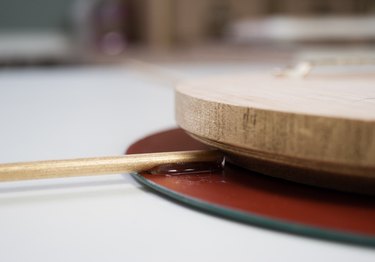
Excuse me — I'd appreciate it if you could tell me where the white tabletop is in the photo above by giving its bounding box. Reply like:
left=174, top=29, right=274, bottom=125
left=0, top=63, right=373, bottom=261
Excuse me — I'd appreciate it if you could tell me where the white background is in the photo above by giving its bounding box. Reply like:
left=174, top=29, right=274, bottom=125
left=0, top=63, right=374, bottom=261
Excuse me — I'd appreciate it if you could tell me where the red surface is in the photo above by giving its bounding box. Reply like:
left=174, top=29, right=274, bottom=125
left=126, top=128, right=375, bottom=236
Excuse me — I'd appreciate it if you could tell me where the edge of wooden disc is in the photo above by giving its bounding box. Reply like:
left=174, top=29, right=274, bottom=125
left=175, top=74, right=375, bottom=194
left=189, top=133, right=375, bottom=195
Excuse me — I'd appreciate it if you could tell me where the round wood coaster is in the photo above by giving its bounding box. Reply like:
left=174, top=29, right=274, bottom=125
left=126, top=129, right=375, bottom=247
left=175, top=73, right=375, bottom=194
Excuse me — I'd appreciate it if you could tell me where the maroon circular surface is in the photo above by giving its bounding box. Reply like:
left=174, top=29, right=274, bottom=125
left=127, top=128, right=375, bottom=237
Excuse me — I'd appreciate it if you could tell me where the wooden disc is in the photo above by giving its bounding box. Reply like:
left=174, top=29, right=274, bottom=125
left=175, top=73, right=375, bottom=194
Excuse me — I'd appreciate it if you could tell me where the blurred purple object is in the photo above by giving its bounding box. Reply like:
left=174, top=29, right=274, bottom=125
left=94, top=0, right=128, bottom=55
left=100, top=31, right=126, bottom=55
left=72, top=0, right=129, bottom=58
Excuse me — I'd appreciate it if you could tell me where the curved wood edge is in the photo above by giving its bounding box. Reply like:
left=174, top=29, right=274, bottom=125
left=175, top=86, right=375, bottom=194
left=175, top=89, right=375, bottom=172
left=189, top=133, right=375, bottom=195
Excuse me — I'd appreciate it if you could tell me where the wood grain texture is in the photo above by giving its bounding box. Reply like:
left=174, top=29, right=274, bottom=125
left=175, top=73, right=375, bottom=194
left=0, top=150, right=221, bottom=182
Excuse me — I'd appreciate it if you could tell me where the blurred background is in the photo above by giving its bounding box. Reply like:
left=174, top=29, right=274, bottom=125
left=0, top=0, right=374, bottom=65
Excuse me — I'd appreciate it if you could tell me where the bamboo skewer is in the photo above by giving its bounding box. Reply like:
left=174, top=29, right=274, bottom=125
left=0, top=61, right=224, bottom=183
left=0, top=150, right=222, bottom=182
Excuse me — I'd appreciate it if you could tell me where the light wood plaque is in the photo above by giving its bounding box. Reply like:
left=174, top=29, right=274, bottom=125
left=175, top=73, right=375, bottom=194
